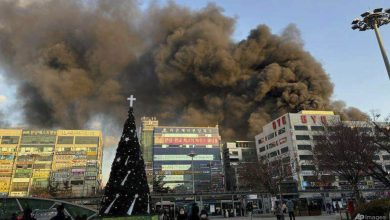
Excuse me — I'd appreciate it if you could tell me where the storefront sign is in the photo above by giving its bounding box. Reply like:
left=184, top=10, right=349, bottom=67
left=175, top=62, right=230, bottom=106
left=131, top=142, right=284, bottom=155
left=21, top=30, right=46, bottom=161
left=154, top=137, right=219, bottom=145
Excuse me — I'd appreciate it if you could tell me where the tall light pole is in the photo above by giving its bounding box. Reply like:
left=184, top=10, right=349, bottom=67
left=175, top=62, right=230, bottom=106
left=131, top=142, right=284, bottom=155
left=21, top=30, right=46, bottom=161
left=351, top=8, right=390, bottom=79
left=188, top=151, right=197, bottom=194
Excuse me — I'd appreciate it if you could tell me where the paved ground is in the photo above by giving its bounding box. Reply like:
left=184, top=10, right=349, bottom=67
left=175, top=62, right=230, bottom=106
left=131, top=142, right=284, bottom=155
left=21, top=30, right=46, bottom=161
left=210, top=214, right=341, bottom=220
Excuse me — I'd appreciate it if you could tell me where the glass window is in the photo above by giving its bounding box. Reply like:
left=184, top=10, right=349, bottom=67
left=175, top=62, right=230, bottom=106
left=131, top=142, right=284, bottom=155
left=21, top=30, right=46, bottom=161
left=267, top=133, right=275, bottom=140
left=382, top=155, right=390, bottom=160
left=299, top=155, right=314, bottom=160
left=75, top=136, right=99, bottom=144
left=57, top=136, right=74, bottom=144
left=312, top=135, right=321, bottom=141
left=311, top=126, right=325, bottom=131
left=297, top=145, right=312, bottom=151
left=301, top=165, right=316, bottom=171
left=385, top=165, right=390, bottom=170
left=294, top=125, right=308, bottom=131
left=269, top=151, right=278, bottom=157
left=296, top=135, right=310, bottom=140
left=280, top=147, right=289, bottom=154
left=373, top=155, right=380, bottom=160
left=259, top=147, right=265, bottom=152
left=278, top=128, right=286, bottom=135
left=1, top=136, right=19, bottom=144
left=21, top=135, right=56, bottom=144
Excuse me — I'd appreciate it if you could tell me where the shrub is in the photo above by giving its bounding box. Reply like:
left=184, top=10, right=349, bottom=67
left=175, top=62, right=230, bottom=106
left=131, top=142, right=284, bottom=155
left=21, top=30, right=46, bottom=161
left=354, top=199, right=390, bottom=219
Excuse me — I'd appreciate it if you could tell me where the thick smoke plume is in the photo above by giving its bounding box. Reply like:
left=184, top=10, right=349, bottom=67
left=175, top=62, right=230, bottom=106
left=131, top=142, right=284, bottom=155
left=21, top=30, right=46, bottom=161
left=0, top=0, right=367, bottom=140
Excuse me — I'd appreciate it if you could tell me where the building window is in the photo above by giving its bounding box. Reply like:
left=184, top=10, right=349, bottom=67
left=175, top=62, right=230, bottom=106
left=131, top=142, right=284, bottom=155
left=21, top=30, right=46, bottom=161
left=385, top=165, right=390, bottom=170
left=297, top=145, right=312, bottom=151
left=299, top=155, right=314, bottom=160
left=57, top=136, right=74, bottom=144
left=312, top=135, right=321, bottom=141
left=382, top=155, right=390, bottom=160
left=267, top=133, right=275, bottom=140
left=373, top=155, right=380, bottom=160
left=311, top=126, right=325, bottom=131
left=280, top=147, right=289, bottom=154
left=294, top=125, right=308, bottom=131
left=75, top=136, right=99, bottom=144
left=296, top=135, right=310, bottom=140
left=259, top=147, right=265, bottom=152
left=301, top=165, right=316, bottom=171
left=278, top=128, right=286, bottom=135
left=1, top=136, right=19, bottom=144
left=269, top=151, right=278, bottom=158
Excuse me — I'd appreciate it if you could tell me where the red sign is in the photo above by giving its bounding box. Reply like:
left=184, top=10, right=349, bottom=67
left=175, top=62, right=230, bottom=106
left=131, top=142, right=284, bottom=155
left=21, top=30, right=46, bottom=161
left=155, top=137, right=220, bottom=145
left=272, top=116, right=287, bottom=130
left=300, top=115, right=327, bottom=124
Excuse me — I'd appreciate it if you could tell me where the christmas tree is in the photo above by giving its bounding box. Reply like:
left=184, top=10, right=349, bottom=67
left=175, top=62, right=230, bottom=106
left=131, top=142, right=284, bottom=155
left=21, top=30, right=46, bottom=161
left=99, top=95, right=150, bottom=216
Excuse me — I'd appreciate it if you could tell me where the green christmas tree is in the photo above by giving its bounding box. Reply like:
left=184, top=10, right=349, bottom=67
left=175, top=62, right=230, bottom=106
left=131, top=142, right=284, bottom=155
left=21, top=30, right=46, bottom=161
left=100, top=96, right=150, bottom=216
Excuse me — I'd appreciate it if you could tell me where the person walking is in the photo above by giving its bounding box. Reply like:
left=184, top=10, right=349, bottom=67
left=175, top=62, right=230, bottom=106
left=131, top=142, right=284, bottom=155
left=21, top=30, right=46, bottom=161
left=286, top=199, right=295, bottom=220
left=347, top=200, right=355, bottom=220
left=326, top=203, right=332, bottom=215
left=177, top=208, right=187, bottom=220
left=274, top=201, right=284, bottom=220
left=189, top=204, right=200, bottom=220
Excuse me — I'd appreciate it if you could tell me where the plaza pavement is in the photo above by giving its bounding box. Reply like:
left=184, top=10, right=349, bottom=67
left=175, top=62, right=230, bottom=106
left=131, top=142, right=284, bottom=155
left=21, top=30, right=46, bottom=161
left=210, top=214, right=342, bottom=220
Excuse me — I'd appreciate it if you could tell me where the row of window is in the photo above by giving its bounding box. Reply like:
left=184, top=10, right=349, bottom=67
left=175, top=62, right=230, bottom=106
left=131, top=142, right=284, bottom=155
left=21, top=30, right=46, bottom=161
left=294, top=125, right=325, bottom=131
left=258, top=128, right=286, bottom=144
left=267, top=147, right=289, bottom=158
left=296, top=135, right=321, bottom=141
left=374, top=155, right=390, bottom=161
left=0, top=136, right=100, bottom=145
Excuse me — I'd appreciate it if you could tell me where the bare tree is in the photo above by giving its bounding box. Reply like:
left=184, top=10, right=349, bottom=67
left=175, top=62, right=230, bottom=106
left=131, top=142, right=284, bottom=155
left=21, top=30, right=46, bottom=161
left=240, top=155, right=290, bottom=196
left=312, top=122, right=377, bottom=204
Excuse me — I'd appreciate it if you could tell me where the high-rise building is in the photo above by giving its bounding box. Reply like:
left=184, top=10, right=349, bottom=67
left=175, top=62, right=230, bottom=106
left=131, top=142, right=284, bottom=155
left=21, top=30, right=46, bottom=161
left=254, top=110, right=390, bottom=192
left=255, top=111, right=340, bottom=191
left=0, top=129, right=103, bottom=197
left=222, top=141, right=256, bottom=191
left=140, top=117, right=159, bottom=187
left=152, top=126, right=224, bottom=193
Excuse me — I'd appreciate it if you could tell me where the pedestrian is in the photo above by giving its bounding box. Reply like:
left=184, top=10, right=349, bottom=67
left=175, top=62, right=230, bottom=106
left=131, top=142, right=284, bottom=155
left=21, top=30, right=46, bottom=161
left=21, top=208, right=36, bottom=220
left=224, top=209, right=229, bottom=218
left=347, top=200, right=355, bottom=220
left=326, top=203, right=332, bottom=215
left=189, top=203, right=200, bottom=220
left=50, top=205, right=67, bottom=220
left=282, top=203, right=287, bottom=214
left=169, top=207, right=174, bottom=220
left=200, top=210, right=209, bottom=220
left=177, top=208, right=187, bottom=220
left=274, top=201, right=284, bottom=220
left=286, top=199, right=295, bottom=220
left=335, top=202, right=340, bottom=213
left=246, top=202, right=253, bottom=218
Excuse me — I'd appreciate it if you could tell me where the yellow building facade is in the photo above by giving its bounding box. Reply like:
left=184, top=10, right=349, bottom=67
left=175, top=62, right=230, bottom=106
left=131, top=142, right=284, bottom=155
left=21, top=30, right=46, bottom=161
left=0, top=129, right=103, bottom=198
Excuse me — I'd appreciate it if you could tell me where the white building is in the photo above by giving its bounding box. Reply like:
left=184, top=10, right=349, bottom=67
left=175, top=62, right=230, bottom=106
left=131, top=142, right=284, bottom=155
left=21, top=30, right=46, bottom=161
left=255, top=110, right=341, bottom=191
left=255, top=110, right=390, bottom=192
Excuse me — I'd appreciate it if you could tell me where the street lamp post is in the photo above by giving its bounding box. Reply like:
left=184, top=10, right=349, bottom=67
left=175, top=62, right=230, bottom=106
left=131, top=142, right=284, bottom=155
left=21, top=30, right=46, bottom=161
left=351, top=8, right=390, bottom=79
left=188, top=151, right=197, bottom=195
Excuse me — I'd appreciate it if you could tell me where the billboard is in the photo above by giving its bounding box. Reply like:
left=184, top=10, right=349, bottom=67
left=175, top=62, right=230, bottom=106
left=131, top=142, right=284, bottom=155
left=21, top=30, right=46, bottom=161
left=154, top=137, right=219, bottom=145
left=154, top=127, right=219, bottom=135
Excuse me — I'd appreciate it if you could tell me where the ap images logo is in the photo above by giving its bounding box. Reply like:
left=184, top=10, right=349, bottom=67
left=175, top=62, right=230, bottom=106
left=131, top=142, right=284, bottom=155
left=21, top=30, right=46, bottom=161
left=355, top=214, right=365, bottom=220
left=354, top=213, right=387, bottom=220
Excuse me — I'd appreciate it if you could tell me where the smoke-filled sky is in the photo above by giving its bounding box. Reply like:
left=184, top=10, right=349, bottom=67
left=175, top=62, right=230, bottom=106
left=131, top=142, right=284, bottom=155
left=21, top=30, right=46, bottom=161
left=0, top=0, right=388, bottom=183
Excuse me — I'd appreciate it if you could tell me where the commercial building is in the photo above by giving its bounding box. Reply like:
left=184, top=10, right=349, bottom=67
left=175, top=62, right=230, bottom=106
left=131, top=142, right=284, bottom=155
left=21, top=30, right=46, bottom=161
left=254, top=110, right=390, bottom=193
left=0, top=129, right=103, bottom=197
left=222, top=141, right=256, bottom=191
left=140, top=117, right=159, bottom=187
left=152, top=126, right=224, bottom=193
left=255, top=111, right=341, bottom=191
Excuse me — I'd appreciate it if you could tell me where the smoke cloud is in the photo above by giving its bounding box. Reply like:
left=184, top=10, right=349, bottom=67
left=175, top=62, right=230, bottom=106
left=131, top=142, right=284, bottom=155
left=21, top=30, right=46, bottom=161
left=0, top=0, right=367, bottom=140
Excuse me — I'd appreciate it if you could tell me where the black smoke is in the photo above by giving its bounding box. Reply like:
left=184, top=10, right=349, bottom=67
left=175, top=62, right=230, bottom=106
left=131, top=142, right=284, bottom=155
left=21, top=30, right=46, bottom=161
left=0, top=0, right=368, bottom=139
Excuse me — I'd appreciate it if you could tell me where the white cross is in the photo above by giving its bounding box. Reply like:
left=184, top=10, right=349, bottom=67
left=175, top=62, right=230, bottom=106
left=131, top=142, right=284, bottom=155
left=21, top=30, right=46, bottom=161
left=127, top=95, right=136, bottom=107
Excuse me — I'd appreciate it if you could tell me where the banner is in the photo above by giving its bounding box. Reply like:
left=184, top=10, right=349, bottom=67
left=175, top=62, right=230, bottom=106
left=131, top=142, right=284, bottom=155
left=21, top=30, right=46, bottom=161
left=154, top=137, right=219, bottom=145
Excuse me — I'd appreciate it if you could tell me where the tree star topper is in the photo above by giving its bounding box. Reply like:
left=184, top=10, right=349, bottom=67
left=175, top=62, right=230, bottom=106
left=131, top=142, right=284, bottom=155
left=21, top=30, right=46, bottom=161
left=127, top=95, right=136, bottom=107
